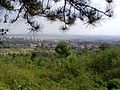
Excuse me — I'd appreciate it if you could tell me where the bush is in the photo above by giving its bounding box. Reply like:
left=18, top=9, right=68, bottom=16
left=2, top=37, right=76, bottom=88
left=0, top=46, right=120, bottom=89
left=99, top=43, right=110, bottom=50
left=55, top=41, right=71, bottom=57
left=31, top=52, right=37, bottom=61
left=90, top=48, right=120, bottom=73
left=107, top=79, right=120, bottom=90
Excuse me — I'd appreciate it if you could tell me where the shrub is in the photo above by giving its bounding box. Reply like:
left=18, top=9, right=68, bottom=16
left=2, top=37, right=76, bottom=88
left=55, top=41, right=71, bottom=57
left=31, top=52, right=37, bottom=61
left=107, top=79, right=120, bottom=90
left=99, top=43, right=110, bottom=50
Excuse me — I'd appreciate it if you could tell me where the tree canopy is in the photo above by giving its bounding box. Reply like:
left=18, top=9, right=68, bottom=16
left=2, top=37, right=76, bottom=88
left=55, top=41, right=71, bottom=57
left=0, top=0, right=113, bottom=35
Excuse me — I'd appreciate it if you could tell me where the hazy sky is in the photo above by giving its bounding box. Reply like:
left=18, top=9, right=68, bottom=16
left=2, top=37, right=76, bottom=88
left=1, top=0, right=120, bottom=36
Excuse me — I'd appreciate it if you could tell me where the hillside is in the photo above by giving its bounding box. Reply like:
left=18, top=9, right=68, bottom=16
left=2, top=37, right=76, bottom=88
left=0, top=46, right=120, bottom=90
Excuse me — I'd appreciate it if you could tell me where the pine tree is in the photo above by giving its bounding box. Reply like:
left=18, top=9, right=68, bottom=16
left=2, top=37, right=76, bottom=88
left=0, top=0, right=113, bottom=35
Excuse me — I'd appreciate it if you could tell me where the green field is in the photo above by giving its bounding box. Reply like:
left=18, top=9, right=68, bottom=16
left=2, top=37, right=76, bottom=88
left=0, top=47, right=120, bottom=90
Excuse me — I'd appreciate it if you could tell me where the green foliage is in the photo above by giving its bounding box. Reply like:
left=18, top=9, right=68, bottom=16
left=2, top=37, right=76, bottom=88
left=31, top=52, right=37, bottom=61
left=55, top=41, right=71, bottom=57
left=107, top=79, right=120, bottom=90
left=99, top=43, right=110, bottom=50
left=0, top=46, right=119, bottom=89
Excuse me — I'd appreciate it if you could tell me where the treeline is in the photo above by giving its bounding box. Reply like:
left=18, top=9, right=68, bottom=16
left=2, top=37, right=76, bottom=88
left=0, top=43, right=120, bottom=90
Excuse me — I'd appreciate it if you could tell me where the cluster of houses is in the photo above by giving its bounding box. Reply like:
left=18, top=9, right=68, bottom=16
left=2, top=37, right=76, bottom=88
left=1, top=37, right=120, bottom=50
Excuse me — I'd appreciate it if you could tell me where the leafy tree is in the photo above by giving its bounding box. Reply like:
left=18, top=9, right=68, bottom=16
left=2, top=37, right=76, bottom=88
left=107, top=79, right=120, bottom=90
left=99, top=43, right=110, bottom=50
left=31, top=51, right=37, bottom=61
left=0, top=0, right=113, bottom=35
left=55, top=41, right=71, bottom=57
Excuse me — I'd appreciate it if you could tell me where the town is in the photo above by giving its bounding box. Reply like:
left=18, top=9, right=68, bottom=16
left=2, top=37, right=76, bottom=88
left=1, top=35, right=120, bottom=51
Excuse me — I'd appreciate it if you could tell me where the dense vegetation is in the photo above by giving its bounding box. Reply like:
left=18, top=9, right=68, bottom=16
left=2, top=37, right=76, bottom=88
left=0, top=45, right=120, bottom=90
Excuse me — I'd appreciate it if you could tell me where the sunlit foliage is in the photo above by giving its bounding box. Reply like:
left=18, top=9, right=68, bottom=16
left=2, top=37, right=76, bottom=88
left=0, top=45, right=120, bottom=89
